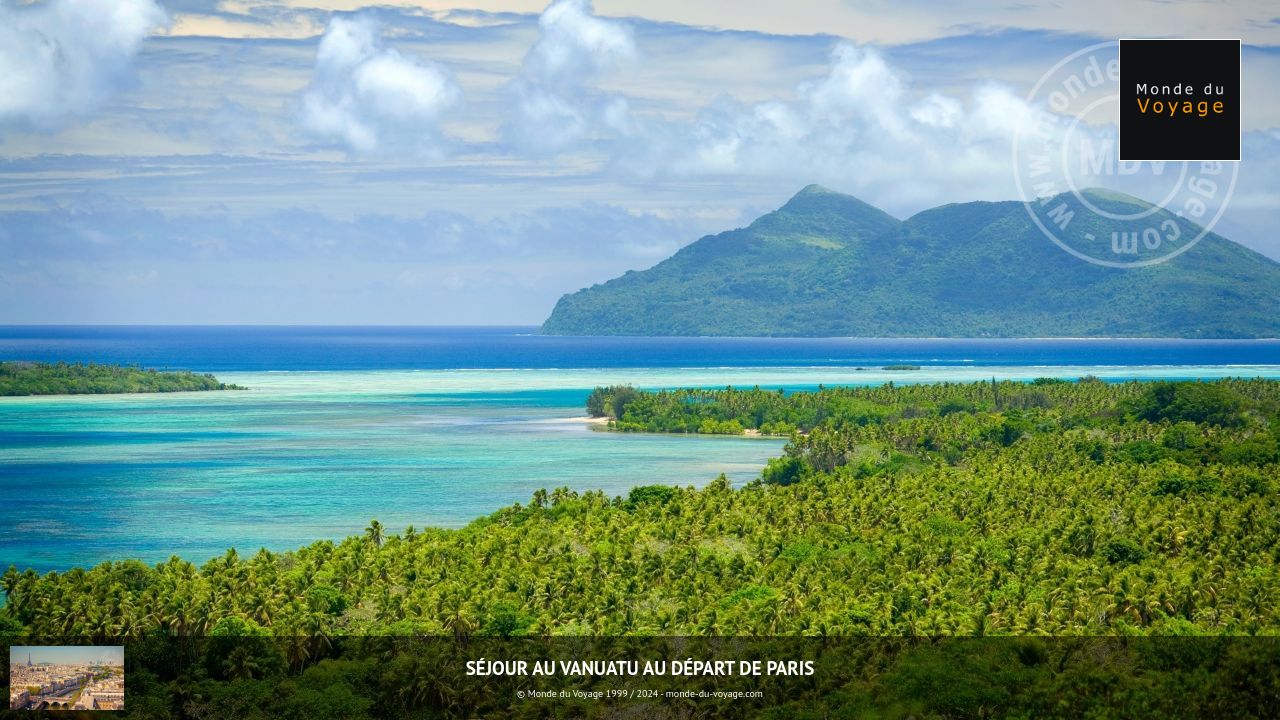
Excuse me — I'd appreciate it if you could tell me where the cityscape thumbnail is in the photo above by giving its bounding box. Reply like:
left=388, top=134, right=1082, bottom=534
left=9, top=646, right=124, bottom=711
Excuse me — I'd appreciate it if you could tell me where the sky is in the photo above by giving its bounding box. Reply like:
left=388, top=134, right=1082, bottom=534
left=2, top=0, right=1279, bottom=324
left=10, top=645, right=124, bottom=666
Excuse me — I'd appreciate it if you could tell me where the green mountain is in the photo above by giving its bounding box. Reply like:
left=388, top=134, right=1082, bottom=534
left=541, top=185, right=1280, bottom=338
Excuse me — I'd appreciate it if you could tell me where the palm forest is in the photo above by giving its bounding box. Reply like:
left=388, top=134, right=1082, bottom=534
left=3, top=377, right=1279, bottom=718
left=0, top=361, right=243, bottom=396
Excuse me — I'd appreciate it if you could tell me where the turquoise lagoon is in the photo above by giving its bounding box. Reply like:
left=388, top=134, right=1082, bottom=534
left=5, top=363, right=1280, bottom=572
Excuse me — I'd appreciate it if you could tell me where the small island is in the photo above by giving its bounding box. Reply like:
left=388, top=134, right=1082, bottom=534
left=0, top=361, right=245, bottom=396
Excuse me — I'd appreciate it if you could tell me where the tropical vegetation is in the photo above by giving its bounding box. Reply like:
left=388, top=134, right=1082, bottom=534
left=0, top=361, right=244, bottom=396
left=3, top=377, right=1279, bottom=717
left=5, top=377, right=1278, bottom=641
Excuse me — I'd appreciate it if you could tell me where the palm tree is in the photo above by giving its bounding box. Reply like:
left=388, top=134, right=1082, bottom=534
left=366, top=520, right=386, bottom=548
left=222, top=646, right=263, bottom=680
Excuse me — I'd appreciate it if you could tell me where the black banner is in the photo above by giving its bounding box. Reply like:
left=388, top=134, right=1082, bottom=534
left=4, top=635, right=1279, bottom=718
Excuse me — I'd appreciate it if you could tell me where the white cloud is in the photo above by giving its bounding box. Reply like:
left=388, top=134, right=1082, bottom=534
left=910, top=94, right=962, bottom=129
left=802, top=44, right=907, bottom=138
left=595, top=42, right=1036, bottom=211
left=504, top=0, right=635, bottom=153
left=0, top=0, right=167, bottom=128
left=524, top=0, right=635, bottom=86
left=299, top=15, right=462, bottom=156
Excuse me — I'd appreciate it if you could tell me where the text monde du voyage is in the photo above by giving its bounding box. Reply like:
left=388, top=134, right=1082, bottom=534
left=1134, top=82, right=1228, bottom=118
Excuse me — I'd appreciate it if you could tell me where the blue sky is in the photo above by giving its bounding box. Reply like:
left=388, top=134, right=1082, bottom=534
left=10, top=645, right=124, bottom=665
left=2, top=0, right=1279, bottom=324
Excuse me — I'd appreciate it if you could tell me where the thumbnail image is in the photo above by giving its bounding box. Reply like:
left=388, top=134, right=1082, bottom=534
left=8, top=646, right=124, bottom=711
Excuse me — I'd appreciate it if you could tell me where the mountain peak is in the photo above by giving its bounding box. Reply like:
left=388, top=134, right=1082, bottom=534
left=1073, top=187, right=1154, bottom=208
left=795, top=183, right=837, bottom=197
left=774, top=184, right=897, bottom=222
left=779, top=184, right=850, bottom=210
left=751, top=184, right=900, bottom=246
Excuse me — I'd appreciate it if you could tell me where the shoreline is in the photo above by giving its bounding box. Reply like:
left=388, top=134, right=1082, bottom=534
left=567, top=415, right=778, bottom=438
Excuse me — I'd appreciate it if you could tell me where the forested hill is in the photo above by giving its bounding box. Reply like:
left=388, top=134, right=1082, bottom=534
left=541, top=185, right=1280, bottom=338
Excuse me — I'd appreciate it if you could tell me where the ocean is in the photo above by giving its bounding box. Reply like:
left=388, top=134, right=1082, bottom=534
left=3, top=326, right=1280, bottom=572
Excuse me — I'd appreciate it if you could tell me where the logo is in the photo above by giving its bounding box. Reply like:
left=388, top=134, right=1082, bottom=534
left=1119, top=39, right=1241, bottom=161
left=1012, top=41, right=1239, bottom=268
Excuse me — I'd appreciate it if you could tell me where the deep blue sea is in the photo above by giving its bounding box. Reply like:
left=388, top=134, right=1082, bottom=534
left=3, top=326, right=1280, bottom=573
left=5, top=325, right=1280, bottom=370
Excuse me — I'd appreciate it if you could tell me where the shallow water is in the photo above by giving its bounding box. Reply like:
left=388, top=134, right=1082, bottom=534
left=3, top=327, right=1280, bottom=572
left=0, top=376, right=785, bottom=572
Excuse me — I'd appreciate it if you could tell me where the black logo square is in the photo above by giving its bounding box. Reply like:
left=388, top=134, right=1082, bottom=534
left=1119, top=39, right=1240, bottom=161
